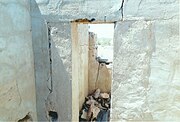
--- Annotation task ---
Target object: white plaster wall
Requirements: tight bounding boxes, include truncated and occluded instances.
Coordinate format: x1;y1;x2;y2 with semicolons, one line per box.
111;0;179;121
124;0;179;20
35;0;122;22
112;18;179;121
112;20;154;121
147;18;180;121
32;0;179;121
0;0;37;121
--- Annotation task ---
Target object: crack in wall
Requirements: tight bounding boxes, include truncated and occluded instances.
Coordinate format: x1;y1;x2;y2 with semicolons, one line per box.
15;80;22;106
46;76;51;92
119;0;125;21
138;0;143;9
45;23;54;121
47;23;53;93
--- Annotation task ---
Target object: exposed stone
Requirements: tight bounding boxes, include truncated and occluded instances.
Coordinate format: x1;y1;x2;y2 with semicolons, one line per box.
49;22;72;78
0;0;179;121
147;18;180;121
88;32;112;94
80;90;111;121
35;0;122;22
112;18;179;121
124;0;179;20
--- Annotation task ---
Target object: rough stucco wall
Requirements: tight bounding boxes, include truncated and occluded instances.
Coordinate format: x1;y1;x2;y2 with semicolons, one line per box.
112;20;156;121
46;22;72;121
112;16;179;121
49;22;72;78
30;0;50;121
88;32;99;94
111;0;179;121
147;18;180;121
88;32;112;94
0;0;37;121
124;0;179;20
48;22;72;120
45;43;72;121
32;0;179;121
35;0;122;22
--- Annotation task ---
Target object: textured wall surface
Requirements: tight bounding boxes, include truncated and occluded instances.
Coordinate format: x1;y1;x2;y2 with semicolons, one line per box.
35;0;122;22
77;24;89;111
112;16;179;121
147;18;180;121
71;23;89;121
50;22;72;78
32;1;72;121
32;0;179;121
48;22;72;121
31;0;50;121
124;0;179;20
0;0;37;121
88;32;112;94
111;0;179;121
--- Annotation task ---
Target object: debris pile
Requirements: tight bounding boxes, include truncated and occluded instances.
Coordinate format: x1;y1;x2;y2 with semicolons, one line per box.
79;89;111;122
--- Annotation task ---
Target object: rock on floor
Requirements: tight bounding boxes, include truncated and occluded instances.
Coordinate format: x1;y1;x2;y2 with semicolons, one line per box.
79;89;111;122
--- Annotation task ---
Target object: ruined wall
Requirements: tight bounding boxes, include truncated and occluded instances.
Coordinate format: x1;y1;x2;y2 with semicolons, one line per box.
34;0;179;121
0;0;37;121
88;32;112;94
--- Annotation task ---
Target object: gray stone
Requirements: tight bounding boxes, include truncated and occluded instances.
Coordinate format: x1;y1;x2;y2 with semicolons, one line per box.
31;0;50;120
31;0;72;120
35;0;122;22
49;22;72;78
0;0;179;121
124;0;179;20
0;0;37;121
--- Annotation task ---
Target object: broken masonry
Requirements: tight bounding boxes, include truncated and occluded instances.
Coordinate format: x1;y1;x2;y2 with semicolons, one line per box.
79;89;111;122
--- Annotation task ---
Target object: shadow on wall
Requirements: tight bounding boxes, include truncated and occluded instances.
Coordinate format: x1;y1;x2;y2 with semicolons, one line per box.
45;38;72;121
31;0;72;121
18;113;33;122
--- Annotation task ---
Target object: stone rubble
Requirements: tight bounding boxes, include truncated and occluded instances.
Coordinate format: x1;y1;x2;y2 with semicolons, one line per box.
79;89;111;122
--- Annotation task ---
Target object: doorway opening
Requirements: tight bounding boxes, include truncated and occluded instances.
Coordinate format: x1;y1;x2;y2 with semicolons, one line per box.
71;22;114;121
88;24;114;93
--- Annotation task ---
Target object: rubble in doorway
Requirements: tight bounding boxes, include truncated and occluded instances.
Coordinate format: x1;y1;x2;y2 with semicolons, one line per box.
79;89;111;122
